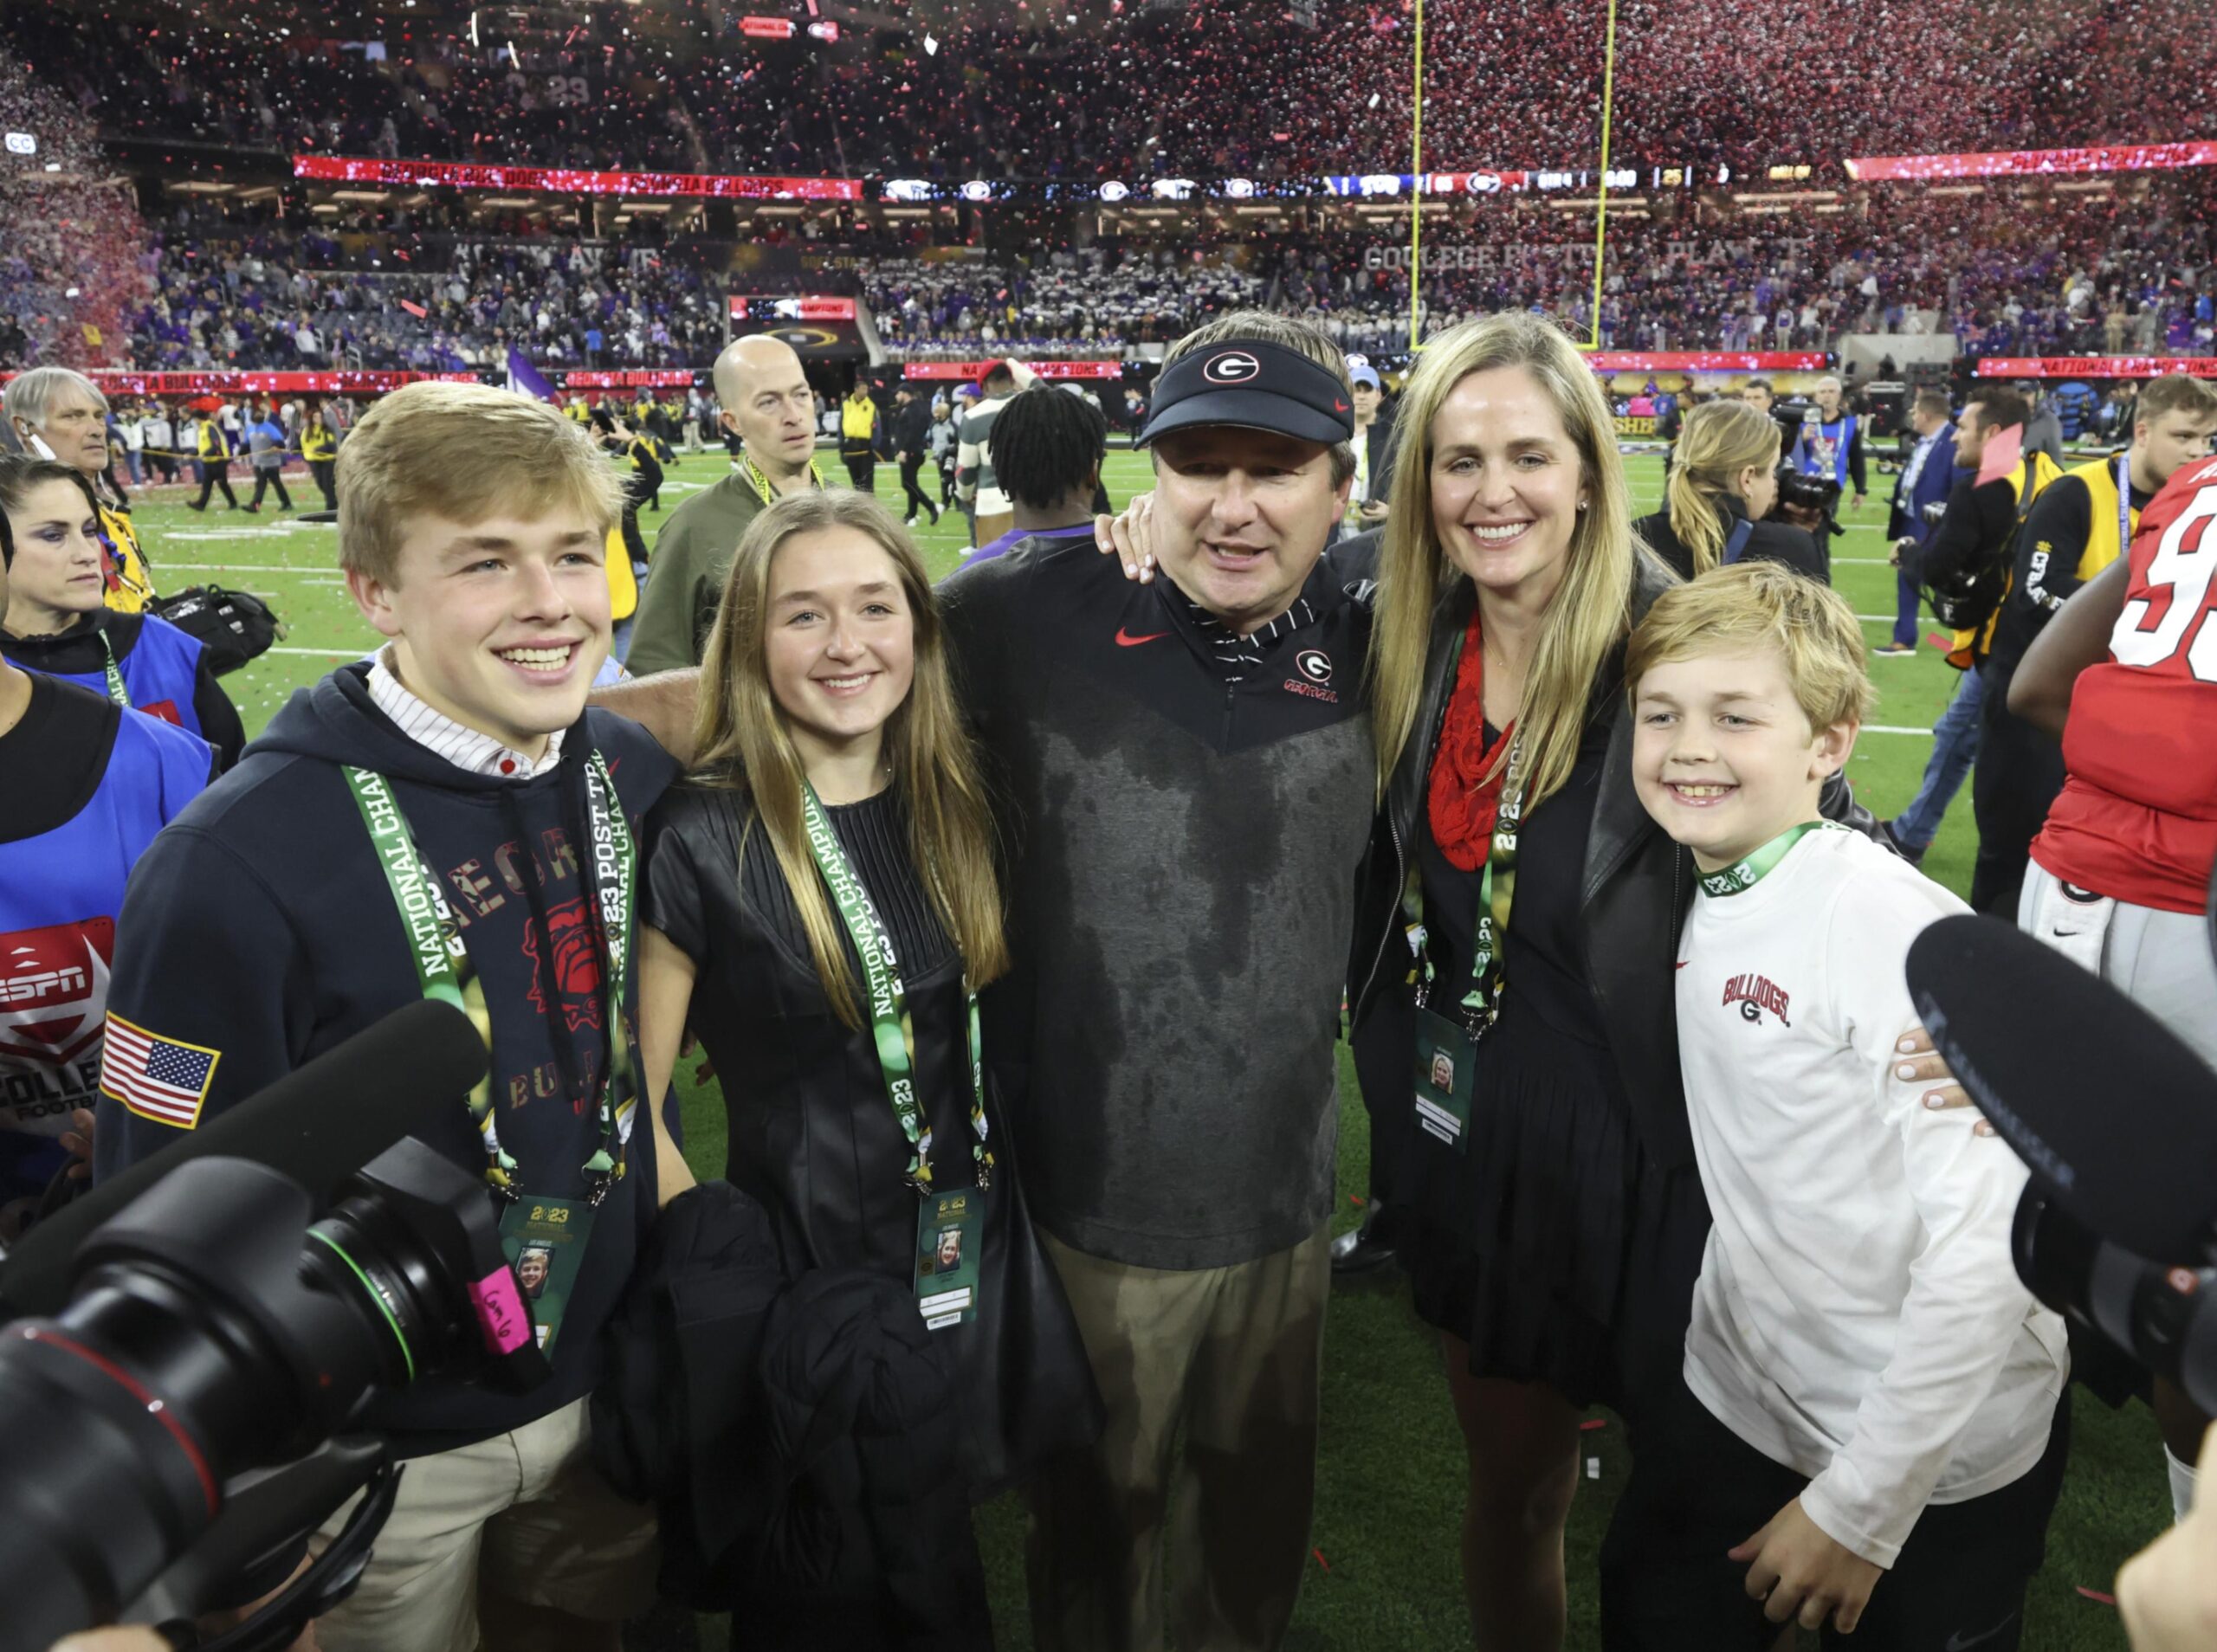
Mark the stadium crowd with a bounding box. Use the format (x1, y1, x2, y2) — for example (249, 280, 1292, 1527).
(59, 180, 2217, 377)
(11, 2, 2217, 182)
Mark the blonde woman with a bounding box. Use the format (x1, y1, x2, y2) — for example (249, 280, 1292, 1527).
(1341, 314, 1915, 1649)
(635, 489, 1093, 1507)
(1632, 398, 1828, 584)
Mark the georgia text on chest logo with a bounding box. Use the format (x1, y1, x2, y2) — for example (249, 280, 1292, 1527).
(1721, 971, 1792, 1028)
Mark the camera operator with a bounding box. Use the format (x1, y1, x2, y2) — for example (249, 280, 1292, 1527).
(1912, 386, 2065, 913)
(1632, 399, 1826, 582)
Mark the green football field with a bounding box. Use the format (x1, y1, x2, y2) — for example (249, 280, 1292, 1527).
(134, 448, 2156, 1649)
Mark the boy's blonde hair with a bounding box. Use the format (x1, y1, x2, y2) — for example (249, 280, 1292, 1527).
(1626, 562, 1876, 734)
(336, 382, 622, 585)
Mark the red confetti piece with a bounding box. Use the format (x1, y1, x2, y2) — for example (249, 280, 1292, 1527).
(1579, 1418, 1607, 1431)
(2076, 1586, 2116, 1606)
(1311, 1548, 1330, 1571)
(1348, 1194, 1367, 1207)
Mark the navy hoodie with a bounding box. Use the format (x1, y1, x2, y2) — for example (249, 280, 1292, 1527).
(95, 664, 678, 1455)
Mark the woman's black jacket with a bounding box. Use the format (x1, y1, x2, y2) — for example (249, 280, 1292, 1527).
(1632, 494, 1829, 584)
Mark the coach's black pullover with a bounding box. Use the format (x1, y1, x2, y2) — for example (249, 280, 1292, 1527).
(95, 665, 676, 1455)
(940, 538, 1374, 1271)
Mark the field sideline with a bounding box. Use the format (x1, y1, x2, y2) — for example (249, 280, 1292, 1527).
(126, 448, 2153, 1650)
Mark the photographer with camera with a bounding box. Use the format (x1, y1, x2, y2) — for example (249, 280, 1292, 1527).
(1911, 386, 2065, 913)
(94, 384, 681, 1652)
(1632, 399, 1826, 583)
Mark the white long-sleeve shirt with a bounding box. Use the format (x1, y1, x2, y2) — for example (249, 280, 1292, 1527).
(1676, 827, 2067, 1568)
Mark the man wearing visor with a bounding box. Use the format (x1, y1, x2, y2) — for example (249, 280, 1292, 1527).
(940, 313, 1374, 1652)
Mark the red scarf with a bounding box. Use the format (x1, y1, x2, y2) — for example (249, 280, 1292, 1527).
(1426, 604, 1516, 873)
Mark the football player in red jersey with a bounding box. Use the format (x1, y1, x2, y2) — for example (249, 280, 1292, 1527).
(2009, 451, 2217, 1526)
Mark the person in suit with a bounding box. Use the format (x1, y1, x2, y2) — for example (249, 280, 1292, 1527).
(1878, 390, 1958, 655)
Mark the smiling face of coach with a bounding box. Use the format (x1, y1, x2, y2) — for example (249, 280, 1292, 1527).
(1141, 313, 1357, 632)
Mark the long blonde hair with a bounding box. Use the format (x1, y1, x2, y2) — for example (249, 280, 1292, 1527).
(1664, 399, 1784, 574)
(1369, 312, 1655, 810)
(692, 490, 1008, 1026)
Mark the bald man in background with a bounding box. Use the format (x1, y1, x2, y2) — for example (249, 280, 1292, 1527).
(624, 335, 824, 674)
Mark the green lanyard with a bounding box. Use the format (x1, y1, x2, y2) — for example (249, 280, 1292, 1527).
(798, 781, 992, 1195)
(1413, 629, 1528, 1042)
(98, 629, 129, 709)
(344, 750, 638, 1203)
(1697, 821, 1846, 898)
(1416, 730, 1525, 1041)
(741, 453, 824, 508)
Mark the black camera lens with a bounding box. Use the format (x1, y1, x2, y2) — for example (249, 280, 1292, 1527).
(0, 1141, 550, 1652)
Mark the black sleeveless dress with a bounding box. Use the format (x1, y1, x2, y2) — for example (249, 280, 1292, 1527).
(642, 779, 1100, 1498)
(1396, 713, 1706, 1415)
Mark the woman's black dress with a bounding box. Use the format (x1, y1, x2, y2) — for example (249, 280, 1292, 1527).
(642, 780, 1098, 1497)
(1398, 713, 1706, 1414)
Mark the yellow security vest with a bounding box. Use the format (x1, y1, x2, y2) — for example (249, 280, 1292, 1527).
(605, 526, 637, 622)
(1946, 450, 2064, 669)
(2046, 453, 2136, 588)
(841, 397, 876, 441)
(301, 423, 337, 462)
(197, 422, 229, 461)
(98, 502, 155, 615)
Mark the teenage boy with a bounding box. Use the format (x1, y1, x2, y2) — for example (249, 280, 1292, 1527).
(95, 382, 678, 1652)
(0, 497, 211, 1242)
(1602, 562, 2068, 1649)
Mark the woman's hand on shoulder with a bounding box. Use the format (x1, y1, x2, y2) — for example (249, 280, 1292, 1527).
(1096, 492, 1158, 583)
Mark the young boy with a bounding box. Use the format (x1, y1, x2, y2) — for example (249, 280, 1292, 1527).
(95, 381, 678, 1652)
(1602, 562, 2069, 1649)
(0, 497, 211, 1241)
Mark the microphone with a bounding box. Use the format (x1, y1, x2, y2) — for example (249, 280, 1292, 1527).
(1905, 913, 2217, 1263)
(1, 999, 488, 1317)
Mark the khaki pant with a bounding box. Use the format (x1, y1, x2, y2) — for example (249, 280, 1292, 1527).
(972, 510, 1015, 548)
(314, 1397, 656, 1652)
(1025, 1223, 1330, 1652)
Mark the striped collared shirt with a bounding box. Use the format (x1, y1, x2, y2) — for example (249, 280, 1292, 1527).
(365, 645, 567, 779)
(1178, 589, 1320, 683)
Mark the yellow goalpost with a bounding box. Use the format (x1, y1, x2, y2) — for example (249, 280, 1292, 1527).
(1407, 0, 1622, 353)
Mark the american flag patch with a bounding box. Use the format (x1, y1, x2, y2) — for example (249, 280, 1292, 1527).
(99, 1015, 222, 1129)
